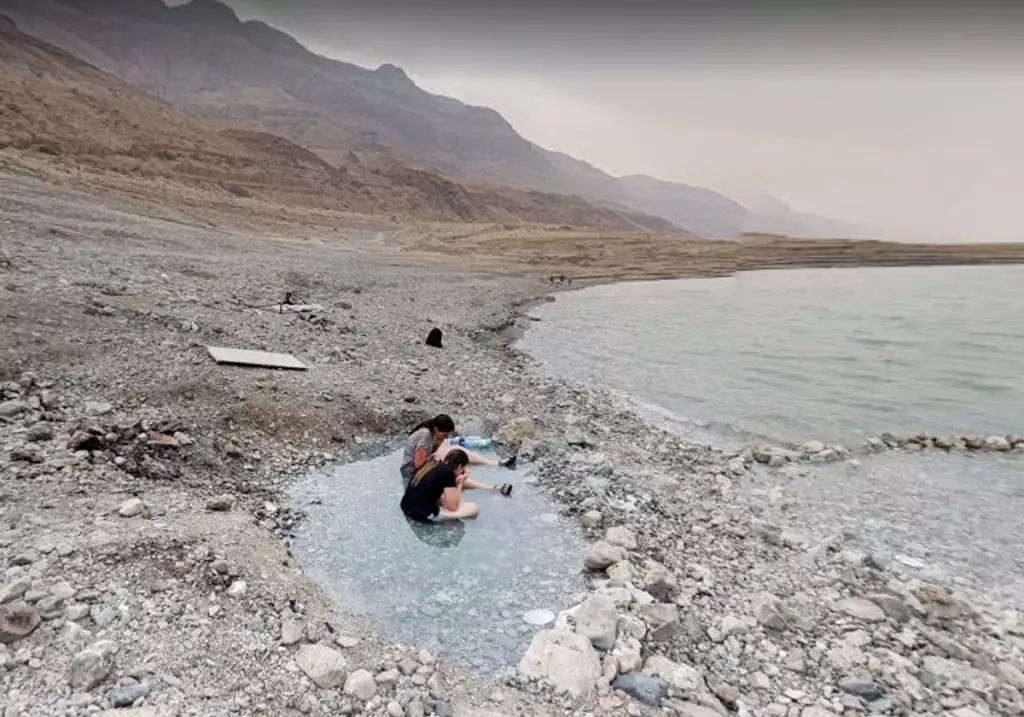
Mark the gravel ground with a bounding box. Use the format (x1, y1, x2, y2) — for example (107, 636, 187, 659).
(2, 170, 1023, 717)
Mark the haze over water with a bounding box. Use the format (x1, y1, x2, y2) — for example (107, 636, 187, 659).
(521, 265, 1024, 446)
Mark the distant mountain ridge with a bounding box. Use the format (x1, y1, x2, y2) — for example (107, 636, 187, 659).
(0, 0, 869, 238)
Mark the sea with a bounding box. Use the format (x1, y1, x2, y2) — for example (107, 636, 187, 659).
(519, 265, 1024, 605)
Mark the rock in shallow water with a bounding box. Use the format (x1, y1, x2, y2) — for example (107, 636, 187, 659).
(584, 541, 627, 571)
(523, 609, 555, 626)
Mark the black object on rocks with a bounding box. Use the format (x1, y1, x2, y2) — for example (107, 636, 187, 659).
(425, 328, 443, 348)
(612, 674, 668, 706)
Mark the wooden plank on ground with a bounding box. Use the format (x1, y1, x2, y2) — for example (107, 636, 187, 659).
(206, 346, 307, 370)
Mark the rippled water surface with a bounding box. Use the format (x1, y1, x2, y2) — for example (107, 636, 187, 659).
(521, 265, 1024, 444)
(288, 451, 585, 673)
(520, 265, 1024, 605)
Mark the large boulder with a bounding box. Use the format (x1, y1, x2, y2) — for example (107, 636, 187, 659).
(295, 644, 348, 689)
(518, 629, 601, 698)
(574, 593, 619, 650)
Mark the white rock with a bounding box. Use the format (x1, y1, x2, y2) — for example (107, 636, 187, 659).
(518, 629, 601, 698)
(344, 669, 377, 701)
(574, 593, 619, 650)
(523, 609, 556, 627)
(117, 498, 145, 518)
(280, 620, 303, 645)
(85, 401, 114, 416)
(295, 644, 348, 689)
(226, 581, 247, 597)
(581, 511, 603, 529)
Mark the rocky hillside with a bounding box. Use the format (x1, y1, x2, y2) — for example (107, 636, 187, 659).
(0, 14, 676, 232)
(0, 0, 864, 238)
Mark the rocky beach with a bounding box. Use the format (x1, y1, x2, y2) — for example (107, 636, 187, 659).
(2, 169, 1024, 717)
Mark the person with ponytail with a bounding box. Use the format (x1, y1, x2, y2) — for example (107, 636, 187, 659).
(400, 414, 515, 487)
(401, 448, 511, 523)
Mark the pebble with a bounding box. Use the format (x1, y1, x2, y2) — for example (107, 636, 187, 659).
(206, 495, 234, 512)
(118, 498, 145, 518)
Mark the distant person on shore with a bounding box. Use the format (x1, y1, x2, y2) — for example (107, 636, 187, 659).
(400, 414, 514, 486)
(400, 448, 512, 522)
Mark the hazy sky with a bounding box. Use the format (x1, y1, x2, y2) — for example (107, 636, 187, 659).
(211, 0, 1024, 241)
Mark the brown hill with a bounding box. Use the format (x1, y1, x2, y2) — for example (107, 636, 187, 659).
(0, 0, 864, 238)
(0, 13, 676, 232)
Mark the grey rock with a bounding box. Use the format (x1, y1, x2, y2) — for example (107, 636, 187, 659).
(69, 640, 117, 690)
(0, 400, 28, 417)
(26, 424, 54, 442)
(840, 678, 885, 702)
(295, 644, 348, 689)
(584, 541, 627, 571)
(0, 577, 31, 605)
(642, 561, 677, 600)
(518, 629, 601, 698)
(387, 701, 405, 717)
(837, 598, 886, 623)
(636, 603, 679, 642)
(575, 593, 619, 650)
(109, 681, 151, 708)
(613, 673, 668, 706)
(644, 655, 705, 692)
(343, 669, 377, 701)
(118, 498, 145, 518)
(866, 593, 910, 622)
(581, 510, 603, 529)
(206, 494, 234, 512)
(604, 525, 638, 550)
(58, 622, 92, 648)
(280, 619, 303, 645)
(0, 601, 40, 642)
(84, 401, 114, 416)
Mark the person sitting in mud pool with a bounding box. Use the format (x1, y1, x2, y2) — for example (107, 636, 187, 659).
(400, 448, 512, 522)
(400, 414, 514, 486)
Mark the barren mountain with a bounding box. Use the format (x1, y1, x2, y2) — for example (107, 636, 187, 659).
(0, 13, 678, 232)
(0, 0, 865, 237)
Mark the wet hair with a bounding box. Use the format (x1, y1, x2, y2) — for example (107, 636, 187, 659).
(443, 448, 470, 469)
(409, 414, 456, 435)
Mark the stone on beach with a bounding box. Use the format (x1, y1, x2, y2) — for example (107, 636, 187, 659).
(344, 669, 377, 701)
(0, 600, 40, 643)
(68, 640, 117, 690)
(519, 629, 601, 697)
(604, 526, 637, 551)
(574, 593, 619, 650)
(837, 598, 887, 623)
(584, 541, 627, 571)
(295, 644, 348, 688)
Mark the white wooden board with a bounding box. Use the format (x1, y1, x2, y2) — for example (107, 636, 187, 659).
(207, 346, 307, 370)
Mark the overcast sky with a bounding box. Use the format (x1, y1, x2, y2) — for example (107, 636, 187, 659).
(209, 0, 1024, 241)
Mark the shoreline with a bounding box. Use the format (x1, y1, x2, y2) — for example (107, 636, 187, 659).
(2, 173, 1023, 716)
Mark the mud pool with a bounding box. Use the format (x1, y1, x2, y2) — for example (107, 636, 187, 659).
(288, 450, 587, 673)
